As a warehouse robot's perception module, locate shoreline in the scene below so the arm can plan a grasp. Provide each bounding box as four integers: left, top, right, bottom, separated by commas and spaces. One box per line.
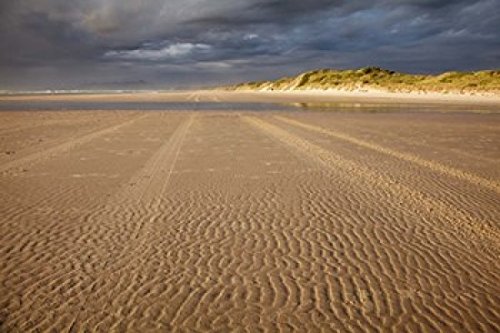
1, 88, 499, 106
254, 88, 500, 103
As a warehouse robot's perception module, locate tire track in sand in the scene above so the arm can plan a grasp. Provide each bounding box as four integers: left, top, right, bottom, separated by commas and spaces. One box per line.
84, 115, 194, 273
244, 116, 500, 248
25, 116, 195, 332
0, 114, 148, 173
275, 116, 500, 194
81, 114, 194, 284
112, 114, 194, 206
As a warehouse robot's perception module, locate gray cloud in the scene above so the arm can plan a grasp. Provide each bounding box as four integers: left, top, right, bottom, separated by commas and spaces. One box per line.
105, 42, 212, 61
1, 0, 499, 89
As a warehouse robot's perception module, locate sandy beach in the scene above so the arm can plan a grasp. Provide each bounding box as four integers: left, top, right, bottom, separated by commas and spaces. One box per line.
1, 94, 499, 332
2, 89, 500, 106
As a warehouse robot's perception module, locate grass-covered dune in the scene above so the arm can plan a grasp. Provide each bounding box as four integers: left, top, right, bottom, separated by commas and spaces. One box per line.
223, 67, 500, 95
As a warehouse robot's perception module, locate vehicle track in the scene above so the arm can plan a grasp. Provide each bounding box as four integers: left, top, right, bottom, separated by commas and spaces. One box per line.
245, 116, 500, 247
111, 115, 194, 206
275, 115, 500, 194
0, 114, 147, 173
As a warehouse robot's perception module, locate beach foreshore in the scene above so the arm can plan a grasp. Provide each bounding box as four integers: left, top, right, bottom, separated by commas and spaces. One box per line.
0, 100, 499, 332
2, 0, 499, 329
1, 88, 500, 106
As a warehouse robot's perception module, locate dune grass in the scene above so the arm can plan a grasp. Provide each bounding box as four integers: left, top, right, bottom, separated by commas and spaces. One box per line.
223, 67, 500, 95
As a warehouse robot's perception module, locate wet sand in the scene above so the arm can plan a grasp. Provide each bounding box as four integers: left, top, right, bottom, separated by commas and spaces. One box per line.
1, 102, 499, 331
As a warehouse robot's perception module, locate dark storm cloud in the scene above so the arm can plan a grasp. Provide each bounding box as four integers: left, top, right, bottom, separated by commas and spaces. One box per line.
188, 0, 344, 25
0, 0, 499, 89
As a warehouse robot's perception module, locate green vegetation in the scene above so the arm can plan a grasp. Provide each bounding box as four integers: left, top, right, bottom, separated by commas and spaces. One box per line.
223, 67, 500, 94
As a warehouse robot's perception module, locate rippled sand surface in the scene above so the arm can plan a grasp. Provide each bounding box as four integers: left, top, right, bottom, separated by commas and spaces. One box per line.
1, 109, 499, 332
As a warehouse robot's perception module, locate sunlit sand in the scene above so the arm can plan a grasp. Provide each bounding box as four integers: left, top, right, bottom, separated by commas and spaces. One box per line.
1, 92, 499, 332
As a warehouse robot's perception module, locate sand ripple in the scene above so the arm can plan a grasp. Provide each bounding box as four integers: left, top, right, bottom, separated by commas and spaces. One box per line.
1, 111, 499, 332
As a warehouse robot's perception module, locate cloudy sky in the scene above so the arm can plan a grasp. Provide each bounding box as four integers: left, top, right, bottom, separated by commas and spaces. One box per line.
1, 0, 499, 90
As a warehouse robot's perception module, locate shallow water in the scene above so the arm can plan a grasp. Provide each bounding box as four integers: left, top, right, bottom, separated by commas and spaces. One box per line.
0, 100, 498, 113
0, 101, 290, 112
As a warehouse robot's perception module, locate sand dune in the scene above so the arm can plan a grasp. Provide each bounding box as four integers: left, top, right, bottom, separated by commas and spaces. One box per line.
1, 109, 499, 332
